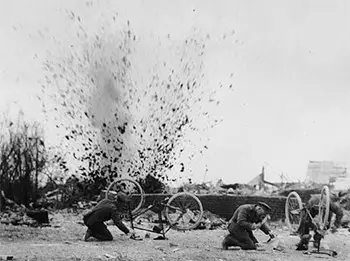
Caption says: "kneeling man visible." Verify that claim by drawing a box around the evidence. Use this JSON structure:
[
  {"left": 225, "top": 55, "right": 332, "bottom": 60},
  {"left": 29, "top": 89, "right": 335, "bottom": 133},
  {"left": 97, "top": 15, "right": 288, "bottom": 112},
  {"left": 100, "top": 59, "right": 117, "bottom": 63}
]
[
  {"left": 222, "top": 202, "right": 275, "bottom": 250},
  {"left": 83, "top": 192, "right": 135, "bottom": 241}
]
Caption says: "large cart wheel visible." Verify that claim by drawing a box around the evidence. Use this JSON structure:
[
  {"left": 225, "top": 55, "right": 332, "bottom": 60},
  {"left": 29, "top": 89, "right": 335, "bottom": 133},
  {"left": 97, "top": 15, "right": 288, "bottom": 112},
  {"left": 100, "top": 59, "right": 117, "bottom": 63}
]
[
  {"left": 285, "top": 191, "right": 303, "bottom": 233},
  {"left": 105, "top": 178, "right": 145, "bottom": 215},
  {"left": 164, "top": 192, "right": 204, "bottom": 231},
  {"left": 319, "top": 185, "right": 330, "bottom": 230}
]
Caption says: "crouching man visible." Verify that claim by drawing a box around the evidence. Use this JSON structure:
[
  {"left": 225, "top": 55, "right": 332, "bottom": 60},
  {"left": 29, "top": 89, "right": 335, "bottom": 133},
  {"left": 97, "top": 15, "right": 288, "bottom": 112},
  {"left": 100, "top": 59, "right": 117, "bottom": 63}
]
[
  {"left": 295, "top": 203, "right": 323, "bottom": 250},
  {"left": 222, "top": 202, "right": 275, "bottom": 250},
  {"left": 295, "top": 191, "right": 347, "bottom": 250},
  {"left": 308, "top": 191, "right": 346, "bottom": 230},
  {"left": 83, "top": 192, "right": 135, "bottom": 241}
]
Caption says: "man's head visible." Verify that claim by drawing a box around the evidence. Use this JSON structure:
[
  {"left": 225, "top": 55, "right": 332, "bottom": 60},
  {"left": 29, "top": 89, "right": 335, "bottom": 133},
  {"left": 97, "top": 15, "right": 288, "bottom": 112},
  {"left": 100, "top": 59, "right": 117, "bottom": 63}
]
[
  {"left": 338, "top": 191, "right": 347, "bottom": 199},
  {"left": 331, "top": 191, "right": 347, "bottom": 203},
  {"left": 255, "top": 202, "right": 271, "bottom": 218},
  {"left": 257, "top": 201, "right": 271, "bottom": 212}
]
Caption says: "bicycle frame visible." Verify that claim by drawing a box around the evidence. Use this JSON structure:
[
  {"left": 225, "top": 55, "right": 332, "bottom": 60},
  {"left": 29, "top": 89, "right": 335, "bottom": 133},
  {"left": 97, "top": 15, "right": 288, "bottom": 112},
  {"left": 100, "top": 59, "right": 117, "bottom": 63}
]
[
  {"left": 127, "top": 198, "right": 184, "bottom": 239},
  {"left": 106, "top": 179, "right": 204, "bottom": 237},
  {"left": 286, "top": 188, "right": 333, "bottom": 255}
]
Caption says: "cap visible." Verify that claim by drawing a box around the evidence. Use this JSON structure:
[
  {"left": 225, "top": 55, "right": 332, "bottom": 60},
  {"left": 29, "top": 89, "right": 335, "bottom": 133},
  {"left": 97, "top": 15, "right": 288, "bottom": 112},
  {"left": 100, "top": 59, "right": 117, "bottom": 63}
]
[
  {"left": 338, "top": 191, "right": 347, "bottom": 198},
  {"left": 257, "top": 201, "right": 271, "bottom": 212},
  {"left": 117, "top": 192, "right": 132, "bottom": 203}
]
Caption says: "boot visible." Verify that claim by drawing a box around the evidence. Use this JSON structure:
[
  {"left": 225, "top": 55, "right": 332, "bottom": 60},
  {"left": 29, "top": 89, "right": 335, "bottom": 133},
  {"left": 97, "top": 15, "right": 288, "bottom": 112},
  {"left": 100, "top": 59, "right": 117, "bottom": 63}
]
[{"left": 222, "top": 238, "right": 228, "bottom": 250}]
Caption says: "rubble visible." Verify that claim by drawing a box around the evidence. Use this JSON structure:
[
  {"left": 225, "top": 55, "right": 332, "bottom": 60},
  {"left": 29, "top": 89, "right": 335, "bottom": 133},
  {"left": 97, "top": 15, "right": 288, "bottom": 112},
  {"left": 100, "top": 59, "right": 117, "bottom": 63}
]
[
  {"left": 0, "top": 210, "right": 39, "bottom": 227},
  {"left": 195, "top": 210, "right": 227, "bottom": 230},
  {"left": 0, "top": 190, "right": 50, "bottom": 227}
]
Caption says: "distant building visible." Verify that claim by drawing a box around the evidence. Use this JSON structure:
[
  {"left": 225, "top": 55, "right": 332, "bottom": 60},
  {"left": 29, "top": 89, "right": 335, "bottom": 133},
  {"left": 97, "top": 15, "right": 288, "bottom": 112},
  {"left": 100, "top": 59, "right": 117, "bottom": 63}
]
[
  {"left": 247, "top": 167, "right": 281, "bottom": 191},
  {"left": 306, "top": 161, "right": 348, "bottom": 184},
  {"left": 247, "top": 172, "right": 265, "bottom": 190}
]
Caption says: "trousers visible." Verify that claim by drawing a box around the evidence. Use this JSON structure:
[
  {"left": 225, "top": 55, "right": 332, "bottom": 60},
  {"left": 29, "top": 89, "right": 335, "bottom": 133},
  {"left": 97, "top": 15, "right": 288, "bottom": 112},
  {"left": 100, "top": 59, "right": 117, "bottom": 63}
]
[
  {"left": 83, "top": 216, "right": 113, "bottom": 241},
  {"left": 223, "top": 222, "right": 257, "bottom": 250}
]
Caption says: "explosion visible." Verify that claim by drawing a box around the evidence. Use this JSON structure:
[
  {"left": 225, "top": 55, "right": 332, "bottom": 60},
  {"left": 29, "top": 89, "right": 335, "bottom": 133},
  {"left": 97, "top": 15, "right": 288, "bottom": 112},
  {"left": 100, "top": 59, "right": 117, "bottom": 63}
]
[{"left": 39, "top": 6, "right": 235, "bottom": 186}]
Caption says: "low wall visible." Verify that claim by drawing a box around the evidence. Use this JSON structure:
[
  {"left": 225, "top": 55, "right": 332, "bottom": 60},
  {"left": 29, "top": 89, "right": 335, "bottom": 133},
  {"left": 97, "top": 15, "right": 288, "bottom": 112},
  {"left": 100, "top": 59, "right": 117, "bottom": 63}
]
[
  {"left": 278, "top": 188, "right": 322, "bottom": 203},
  {"left": 142, "top": 194, "right": 287, "bottom": 221}
]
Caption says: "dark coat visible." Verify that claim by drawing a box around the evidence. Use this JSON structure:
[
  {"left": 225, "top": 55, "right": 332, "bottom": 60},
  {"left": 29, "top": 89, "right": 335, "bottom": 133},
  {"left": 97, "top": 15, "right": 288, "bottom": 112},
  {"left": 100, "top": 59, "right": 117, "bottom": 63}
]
[
  {"left": 307, "top": 194, "right": 343, "bottom": 227},
  {"left": 83, "top": 199, "right": 129, "bottom": 234},
  {"left": 228, "top": 204, "right": 271, "bottom": 235},
  {"left": 297, "top": 193, "right": 344, "bottom": 237}
]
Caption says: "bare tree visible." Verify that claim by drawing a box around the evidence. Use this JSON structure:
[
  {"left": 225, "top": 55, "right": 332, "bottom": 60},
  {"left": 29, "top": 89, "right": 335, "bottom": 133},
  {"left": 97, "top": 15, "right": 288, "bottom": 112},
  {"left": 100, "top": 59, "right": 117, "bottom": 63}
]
[{"left": 0, "top": 112, "right": 47, "bottom": 207}]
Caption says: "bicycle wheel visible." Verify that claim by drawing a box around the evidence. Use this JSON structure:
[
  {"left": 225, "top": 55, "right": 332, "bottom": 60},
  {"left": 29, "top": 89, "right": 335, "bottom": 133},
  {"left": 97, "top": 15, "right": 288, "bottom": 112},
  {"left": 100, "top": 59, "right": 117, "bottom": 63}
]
[
  {"left": 285, "top": 191, "right": 303, "bottom": 233},
  {"left": 164, "top": 192, "right": 203, "bottom": 231},
  {"left": 319, "top": 185, "right": 330, "bottom": 230},
  {"left": 105, "top": 178, "right": 145, "bottom": 215}
]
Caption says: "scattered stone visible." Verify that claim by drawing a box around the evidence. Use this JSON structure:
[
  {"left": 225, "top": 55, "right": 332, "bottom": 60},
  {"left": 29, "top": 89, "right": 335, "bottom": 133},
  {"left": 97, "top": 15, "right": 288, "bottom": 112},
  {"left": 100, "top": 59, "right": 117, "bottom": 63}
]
[
  {"left": 155, "top": 246, "right": 165, "bottom": 252},
  {"left": 104, "top": 253, "right": 116, "bottom": 259}
]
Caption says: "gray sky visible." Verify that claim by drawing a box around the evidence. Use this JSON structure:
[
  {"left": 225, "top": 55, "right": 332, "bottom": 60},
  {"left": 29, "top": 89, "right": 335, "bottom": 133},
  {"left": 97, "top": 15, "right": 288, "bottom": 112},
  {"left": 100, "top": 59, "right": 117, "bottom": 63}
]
[{"left": 1, "top": 0, "right": 350, "bottom": 184}]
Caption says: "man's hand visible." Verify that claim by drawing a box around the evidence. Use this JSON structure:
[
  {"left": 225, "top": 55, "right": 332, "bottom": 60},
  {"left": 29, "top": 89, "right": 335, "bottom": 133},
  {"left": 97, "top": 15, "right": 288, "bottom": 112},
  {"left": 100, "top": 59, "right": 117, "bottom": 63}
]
[
  {"left": 269, "top": 232, "right": 276, "bottom": 239},
  {"left": 251, "top": 223, "right": 262, "bottom": 230},
  {"left": 124, "top": 229, "right": 136, "bottom": 237},
  {"left": 265, "top": 232, "right": 276, "bottom": 243}
]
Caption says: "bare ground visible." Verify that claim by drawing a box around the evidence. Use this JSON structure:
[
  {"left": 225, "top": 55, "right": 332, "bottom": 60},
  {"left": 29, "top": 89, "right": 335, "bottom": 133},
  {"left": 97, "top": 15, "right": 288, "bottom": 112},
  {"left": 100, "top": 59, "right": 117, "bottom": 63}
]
[{"left": 1, "top": 210, "right": 350, "bottom": 261}]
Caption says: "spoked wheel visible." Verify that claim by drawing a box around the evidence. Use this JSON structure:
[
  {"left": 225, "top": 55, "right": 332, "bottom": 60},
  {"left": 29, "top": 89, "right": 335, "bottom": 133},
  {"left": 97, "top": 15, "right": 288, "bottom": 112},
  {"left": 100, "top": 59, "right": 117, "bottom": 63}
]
[
  {"left": 164, "top": 192, "right": 203, "bottom": 231},
  {"left": 105, "top": 178, "right": 145, "bottom": 215},
  {"left": 319, "top": 185, "right": 330, "bottom": 230},
  {"left": 285, "top": 191, "right": 303, "bottom": 233}
]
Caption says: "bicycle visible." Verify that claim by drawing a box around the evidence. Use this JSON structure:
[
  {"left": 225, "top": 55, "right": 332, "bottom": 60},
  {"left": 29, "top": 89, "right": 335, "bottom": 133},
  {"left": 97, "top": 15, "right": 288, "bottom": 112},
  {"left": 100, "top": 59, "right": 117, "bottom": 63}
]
[
  {"left": 105, "top": 178, "right": 204, "bottom": 239},
  {"left": 285, "top": 185, "right": 330, "bottom": 234},
  {"left": 284, "top": 185, "right": 336, "bottom": 256}
]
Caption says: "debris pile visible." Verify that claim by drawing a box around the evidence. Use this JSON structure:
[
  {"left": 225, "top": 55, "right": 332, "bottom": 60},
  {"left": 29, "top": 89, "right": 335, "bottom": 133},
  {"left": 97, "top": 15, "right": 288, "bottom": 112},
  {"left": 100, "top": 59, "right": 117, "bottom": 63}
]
[
  {"left": 30, "top": 186, "right": 98, "bottom": 211},
  {"left": 0, "top": 190, "right": 49, "bottom": 227},
  {"left": 0, "top": 210, "right": 39, "bottom": 227},
  {"left": 195, "top": 210, "right": 227, "bottom": 230},
  {"left": 129, "top": 209, "right": 160, "bottom": 230}
]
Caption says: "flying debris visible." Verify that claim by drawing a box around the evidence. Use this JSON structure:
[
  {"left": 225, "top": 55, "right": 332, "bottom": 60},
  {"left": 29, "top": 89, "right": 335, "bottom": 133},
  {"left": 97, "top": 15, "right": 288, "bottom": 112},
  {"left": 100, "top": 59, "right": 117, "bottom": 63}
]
[{"left": 38, "top": 9, "right": 235, "bottom": 188}]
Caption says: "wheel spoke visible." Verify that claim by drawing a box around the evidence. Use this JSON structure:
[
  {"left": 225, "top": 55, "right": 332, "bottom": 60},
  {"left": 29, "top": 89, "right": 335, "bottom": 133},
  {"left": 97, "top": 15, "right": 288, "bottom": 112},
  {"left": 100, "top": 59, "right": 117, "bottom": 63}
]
[
  {"left": 174, "top": 199, "right": 184, "bottom": 212},
  {"left": 184, "top": 199, "right": 197, "bottom": 210}
]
